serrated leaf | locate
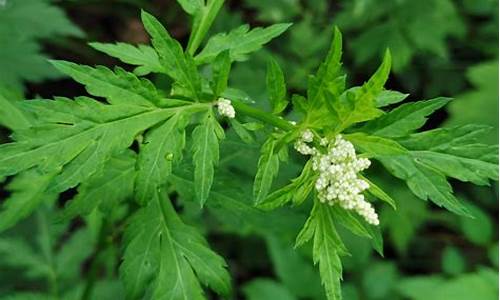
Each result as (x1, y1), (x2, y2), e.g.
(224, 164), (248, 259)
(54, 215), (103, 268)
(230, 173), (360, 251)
(397, 125), (498, 185)
(230, 118), (255, 144)
(141, 10), (202, 100)
(195, 23), (292, 64)
(188, 0), (225, 55)
(51, 60), (162, 107)
(375, 90), (409, 107)
(211, 50), (231, 97)
(361, 175), (397, 209)
(307, 26), (343, 111)
(121, 193), (230, 299)
(136, 113), (189, 205)
(0, 169), (57, 232)
(89, 42), (164, 76)
(379, 155), (470, 216)
(333, 50), (390, 131)
(362, 97), (451, 137)
(346, 132), (408, 156)
(266, 57), (288, 114)
(0, 86), (33, 130)
(192, 112), (223, 206)
(0, 97), (175, 194)
(253, 138), (281, 204)
(258, 160), (314, 210)
(61, 151), (136, 220)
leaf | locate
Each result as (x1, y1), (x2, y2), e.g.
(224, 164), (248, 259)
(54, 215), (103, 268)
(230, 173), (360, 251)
(266, 236), (323, 299)
(229, 118), (255, 144)
(136, 113), (189, 205)
(243, 279), (297, 300)
(51, 60), (162, 107)
(211, 50), (231, 97)
(375, 90), (409, 107)
(266, 57), (288, 114)
(141, 10), (202, 100)
(253, 138), (281, 204)
(120, 193), (230, 299)
(258, 160), (314, 210)
(0, 0), (83, 89)
(307, 26), (344, 111)
(361, 175), (397, 209)
(89, 42), (164, 76)
(195, 23), (292, 64)
(460, 202), (493, 246)
(192, 112), (224, 206)
(397, 125), (498, 185)
(345, 132), (408, 156)
(0, 96), (174, 194)
(0, 169), (57, 232)
(379, 155), (470, 216)
(332, 50), (390, 131)
(313, 204), (347, 300)
(187, 0), (225, 55)
(362, 98), (451, 137)
(60, 151), (136, 220)
(176, 0), (204, 15)
(0, 86), (33, 130)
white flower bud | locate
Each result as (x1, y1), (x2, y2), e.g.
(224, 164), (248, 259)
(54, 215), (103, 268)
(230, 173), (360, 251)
(216, 98), (235, 118)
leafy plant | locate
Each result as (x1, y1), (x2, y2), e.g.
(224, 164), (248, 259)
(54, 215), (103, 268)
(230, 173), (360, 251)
(0, 2), (497, 300)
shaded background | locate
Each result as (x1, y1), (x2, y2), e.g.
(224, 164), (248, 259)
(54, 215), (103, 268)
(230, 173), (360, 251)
(0, 0), (498, 299)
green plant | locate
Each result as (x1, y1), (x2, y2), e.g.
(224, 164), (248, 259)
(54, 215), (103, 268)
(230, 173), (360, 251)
(0, 2), (497, 300)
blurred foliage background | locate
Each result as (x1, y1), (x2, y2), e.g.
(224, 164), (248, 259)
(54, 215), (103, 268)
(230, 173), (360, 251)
(0, 0), (498, 299)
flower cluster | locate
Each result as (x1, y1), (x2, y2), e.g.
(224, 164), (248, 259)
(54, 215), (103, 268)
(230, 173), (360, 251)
(294, 131), (379, 225)
(216, 98), (235, 119)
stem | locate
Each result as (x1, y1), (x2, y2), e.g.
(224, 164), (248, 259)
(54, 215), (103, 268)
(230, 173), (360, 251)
(231, 100), (295, 131)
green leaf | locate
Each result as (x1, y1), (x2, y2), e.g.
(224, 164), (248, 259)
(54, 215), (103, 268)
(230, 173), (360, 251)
(141, 10), (202, 100)
(266, 57), (288, 114)
(313, 204), (347, 300)
(121, 193), (230, 299)
(379, 155), (470, 216)
(192, 112), (224, 206)
(89, 42), (164, 76)
(332, 50), (390, 131)
(266, 236), (323, 299)
(345, 132), (408, 156)
(243, 279), (297, 300)
(136, 113), (189, 205)
(441, 246), (466, 275)
(229, 118), (255, 144)
(375, 90), (409, 107)
(361, 175), (397, 209)
(0, 97), (173, 192)
(397, 125), (498, 185)
(460, 202), (493, 246)
(188, 0), (225, 55)
(176, 0), (204, 15)
(195, 23), (292, 64)
(0, 169), (57, 232)
(307, 26), (344, 111)
(50, 60), (162, 107)
(0, 0), (83, 89)
(258, 160), (314, 210)
(253, 138), (281, 204)
(211, 50), (231, 97)
(362, 98), (451, 137)
(61, 151), (136, 220)
(0, 87), (33, 130)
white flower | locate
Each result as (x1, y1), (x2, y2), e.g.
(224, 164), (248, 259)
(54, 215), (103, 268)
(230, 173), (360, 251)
(296, 132), (379, 225)
(216, 98), (235, 118)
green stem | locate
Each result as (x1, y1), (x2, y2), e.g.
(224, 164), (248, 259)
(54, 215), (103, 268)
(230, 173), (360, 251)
(231, 100), (295, 131)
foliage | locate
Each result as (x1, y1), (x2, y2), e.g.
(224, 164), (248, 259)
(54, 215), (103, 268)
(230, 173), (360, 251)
(0, 1), (497, 300)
